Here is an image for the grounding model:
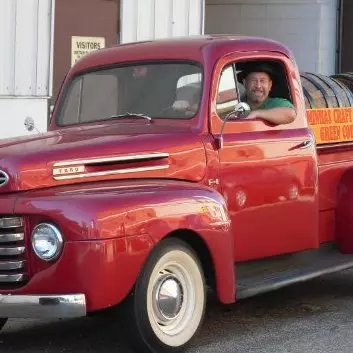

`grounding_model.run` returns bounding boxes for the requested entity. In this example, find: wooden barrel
[300,72,353,109]
[331,73,353,93]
